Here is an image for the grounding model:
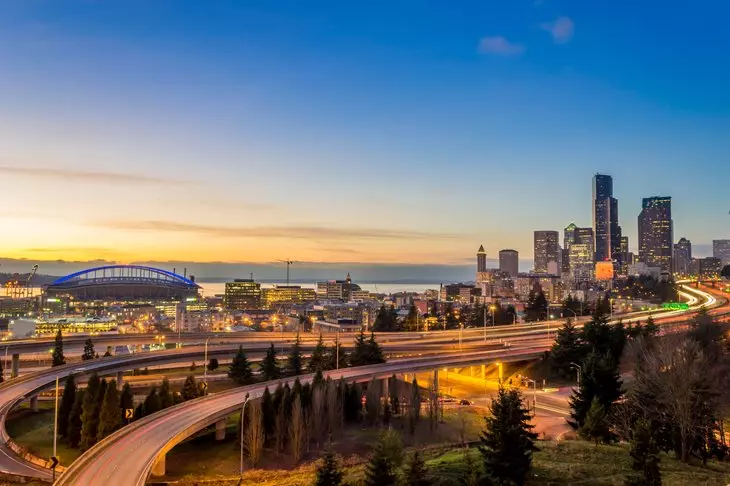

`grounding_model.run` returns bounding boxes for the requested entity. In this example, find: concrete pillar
[151,454,166,476]
[481,363,486,380]
[215,419,226,441]
[433,369,439,394]
[382,377,389,400]
[116,371,124,389]
[469,366,474,377]
[30,396,38,412]
[11,353,19,378]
